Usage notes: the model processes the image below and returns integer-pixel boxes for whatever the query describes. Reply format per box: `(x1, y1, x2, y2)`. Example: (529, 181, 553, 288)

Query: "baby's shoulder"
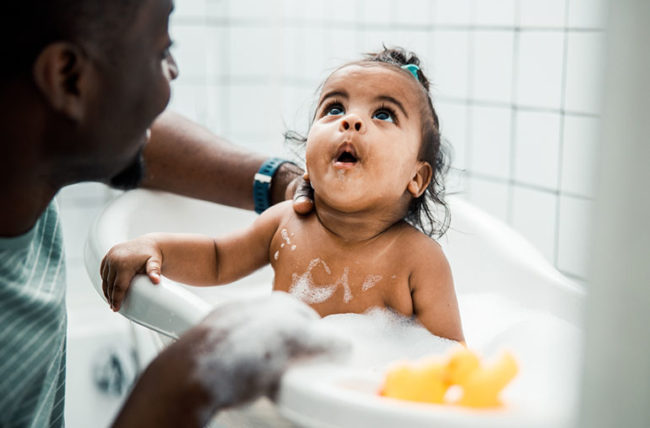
(259, 200, 299, 224)
(391, 222, 448, 266)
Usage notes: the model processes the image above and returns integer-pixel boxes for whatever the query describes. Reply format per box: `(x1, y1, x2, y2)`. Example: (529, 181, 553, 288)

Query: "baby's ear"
(407, 161, 433, 198)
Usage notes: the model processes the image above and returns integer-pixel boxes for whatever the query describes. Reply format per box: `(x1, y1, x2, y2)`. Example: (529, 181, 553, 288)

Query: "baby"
(101, 47, 464, 343)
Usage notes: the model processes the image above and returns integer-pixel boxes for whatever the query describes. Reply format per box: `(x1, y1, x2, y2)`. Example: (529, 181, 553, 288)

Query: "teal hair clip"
(401, 64, 420, 81)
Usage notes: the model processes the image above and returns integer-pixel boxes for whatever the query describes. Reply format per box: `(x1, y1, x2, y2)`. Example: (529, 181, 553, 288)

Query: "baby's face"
(306, 63, 427, 214)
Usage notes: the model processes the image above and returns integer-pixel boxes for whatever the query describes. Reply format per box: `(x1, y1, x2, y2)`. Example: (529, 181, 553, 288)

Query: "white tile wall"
(361, 0, 393, 25)
(516, 32, 565, 109)
(168, 83, 208, 125)
(519, 0, 567, 28)
(557, 195, 593, 277)
(229, 26, 278, 78)
(175, 0, 208, 18)
(474, 0, 516, 27)
(394, 0, 432, 26)
(514, 110, 561, 189)
(567, 0, 607, 29)
(322, 0, 358, 24)
(561, 115, 600, 197)
(564, 32, 606, 114)
(59, 0, 605, 309)
(437, 102, 469, 170)
(469, 105, 512, 179)
(432, 30, 471, 99)
(228, 0, 279, 20)
(433, 0, 472, 26)
(472, 30, 514, 103)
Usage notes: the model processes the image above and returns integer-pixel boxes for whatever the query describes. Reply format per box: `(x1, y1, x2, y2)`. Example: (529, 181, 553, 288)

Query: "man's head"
(3, 0, 178, 188)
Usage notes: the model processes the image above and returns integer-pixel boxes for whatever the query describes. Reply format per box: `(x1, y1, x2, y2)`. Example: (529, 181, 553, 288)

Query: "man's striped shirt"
(0, 201, 67, 427)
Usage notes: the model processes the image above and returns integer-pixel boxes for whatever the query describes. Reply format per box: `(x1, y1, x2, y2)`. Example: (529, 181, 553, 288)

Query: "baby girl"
(101, 47, 464, 342)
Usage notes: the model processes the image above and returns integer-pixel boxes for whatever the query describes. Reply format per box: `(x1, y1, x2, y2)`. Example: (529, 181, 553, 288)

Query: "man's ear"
(407, 161, 433, 198)
(33, 42, 90, 122)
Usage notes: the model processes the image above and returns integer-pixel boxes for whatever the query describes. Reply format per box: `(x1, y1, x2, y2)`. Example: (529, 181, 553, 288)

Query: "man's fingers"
(291, 178, 314, 215)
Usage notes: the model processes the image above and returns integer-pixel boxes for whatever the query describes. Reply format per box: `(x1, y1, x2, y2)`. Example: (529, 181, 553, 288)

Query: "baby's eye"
(325, 104, 345, 116)
(373, 109, 394, 123)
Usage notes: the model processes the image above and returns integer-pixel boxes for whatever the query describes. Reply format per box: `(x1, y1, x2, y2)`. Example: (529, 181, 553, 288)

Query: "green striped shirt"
(0, 201, 67, 428)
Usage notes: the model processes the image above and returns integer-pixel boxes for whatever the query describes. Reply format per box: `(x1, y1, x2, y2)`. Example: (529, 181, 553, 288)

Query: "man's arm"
(112, 292, 349, 428)
(141, 110, 304, 209)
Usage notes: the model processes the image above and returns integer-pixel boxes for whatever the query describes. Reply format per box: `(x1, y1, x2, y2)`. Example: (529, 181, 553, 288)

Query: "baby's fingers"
(105, 263, 118, 307)
(145, 256, 162, 284)
(110, 272, 134, 312)
(100, 257, 109, 302)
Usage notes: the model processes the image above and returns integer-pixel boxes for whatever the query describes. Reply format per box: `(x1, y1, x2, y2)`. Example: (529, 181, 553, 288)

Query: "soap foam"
(192, 292, 351, 417)
(361, 274, 382, 291)
(289, 258, 337, 304)
(316, 308, 457, 370)
(340, 267, 352, 303)
(281, 228, 292, 245)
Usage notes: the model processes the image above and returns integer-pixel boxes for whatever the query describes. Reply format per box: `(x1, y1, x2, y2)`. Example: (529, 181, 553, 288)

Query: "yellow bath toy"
(446, 348, 518, 408)
(379, 348, 518, 409)
(379, 358, 448, 404)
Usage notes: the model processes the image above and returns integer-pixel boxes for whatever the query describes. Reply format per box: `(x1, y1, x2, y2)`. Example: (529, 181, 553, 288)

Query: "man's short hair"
(4, 0, 141, 79)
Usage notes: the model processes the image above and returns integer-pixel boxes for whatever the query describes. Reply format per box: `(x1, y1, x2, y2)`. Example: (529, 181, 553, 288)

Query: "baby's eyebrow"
(318, 90, 348, 107)
(374, 95, 409, 119)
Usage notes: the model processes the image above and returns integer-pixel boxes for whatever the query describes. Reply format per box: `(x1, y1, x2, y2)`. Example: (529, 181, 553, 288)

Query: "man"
(1, 1, 325, 427)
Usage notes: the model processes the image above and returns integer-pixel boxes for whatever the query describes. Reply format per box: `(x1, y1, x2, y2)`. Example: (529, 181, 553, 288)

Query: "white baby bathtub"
(85, 189, 585, 428)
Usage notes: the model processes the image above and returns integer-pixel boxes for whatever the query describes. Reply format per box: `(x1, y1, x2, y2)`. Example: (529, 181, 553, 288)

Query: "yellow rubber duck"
(379, 348, 518, 409)
(379, 357, 449, 404)
(446, 348, 518, 408)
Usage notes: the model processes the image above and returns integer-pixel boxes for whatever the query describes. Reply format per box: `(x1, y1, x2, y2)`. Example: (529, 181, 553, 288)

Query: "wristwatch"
(253, 157, 289, 214)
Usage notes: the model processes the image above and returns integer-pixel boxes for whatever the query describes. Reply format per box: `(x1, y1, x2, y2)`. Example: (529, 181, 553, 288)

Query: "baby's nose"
(340, 114, 364, 132)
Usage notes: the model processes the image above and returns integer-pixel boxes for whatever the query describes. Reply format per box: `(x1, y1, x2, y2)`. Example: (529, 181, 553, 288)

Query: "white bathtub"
(85, 189, 585, 427)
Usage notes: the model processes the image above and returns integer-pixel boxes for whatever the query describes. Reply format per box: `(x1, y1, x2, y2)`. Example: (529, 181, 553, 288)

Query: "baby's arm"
(409, 238, 465, 343)
(100, 202, 289, 311)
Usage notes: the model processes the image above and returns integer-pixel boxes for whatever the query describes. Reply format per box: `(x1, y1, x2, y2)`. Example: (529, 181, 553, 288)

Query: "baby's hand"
(100, 235, 163, 312)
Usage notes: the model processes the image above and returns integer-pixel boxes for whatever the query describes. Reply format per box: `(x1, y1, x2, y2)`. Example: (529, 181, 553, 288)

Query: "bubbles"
(318, 308, 457, 370)
(289, 259, 356, 304)
(361, 274, 382, 291)
(281, 228, 292, 245)
(191, 293, 351, 412)
(340, 267, 352, 303)
(290, 259, 337, 304)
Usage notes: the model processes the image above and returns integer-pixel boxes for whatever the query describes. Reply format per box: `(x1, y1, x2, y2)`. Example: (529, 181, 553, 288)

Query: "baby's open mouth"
(336, 151, 358, 163)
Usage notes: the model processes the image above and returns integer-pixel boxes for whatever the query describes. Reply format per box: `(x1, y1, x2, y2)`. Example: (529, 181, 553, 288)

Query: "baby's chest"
(269, 231, 413, 316)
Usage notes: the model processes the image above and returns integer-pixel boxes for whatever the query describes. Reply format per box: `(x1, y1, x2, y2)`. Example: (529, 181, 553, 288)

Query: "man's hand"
(270, 162, 314, 215)
(288, 172, 314, 215)
(113, 292, 349, 428)
(194, 292, 348, 408)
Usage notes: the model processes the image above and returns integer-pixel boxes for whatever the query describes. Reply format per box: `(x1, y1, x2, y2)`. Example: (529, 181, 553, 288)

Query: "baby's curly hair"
(287, 46, 450, 238)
